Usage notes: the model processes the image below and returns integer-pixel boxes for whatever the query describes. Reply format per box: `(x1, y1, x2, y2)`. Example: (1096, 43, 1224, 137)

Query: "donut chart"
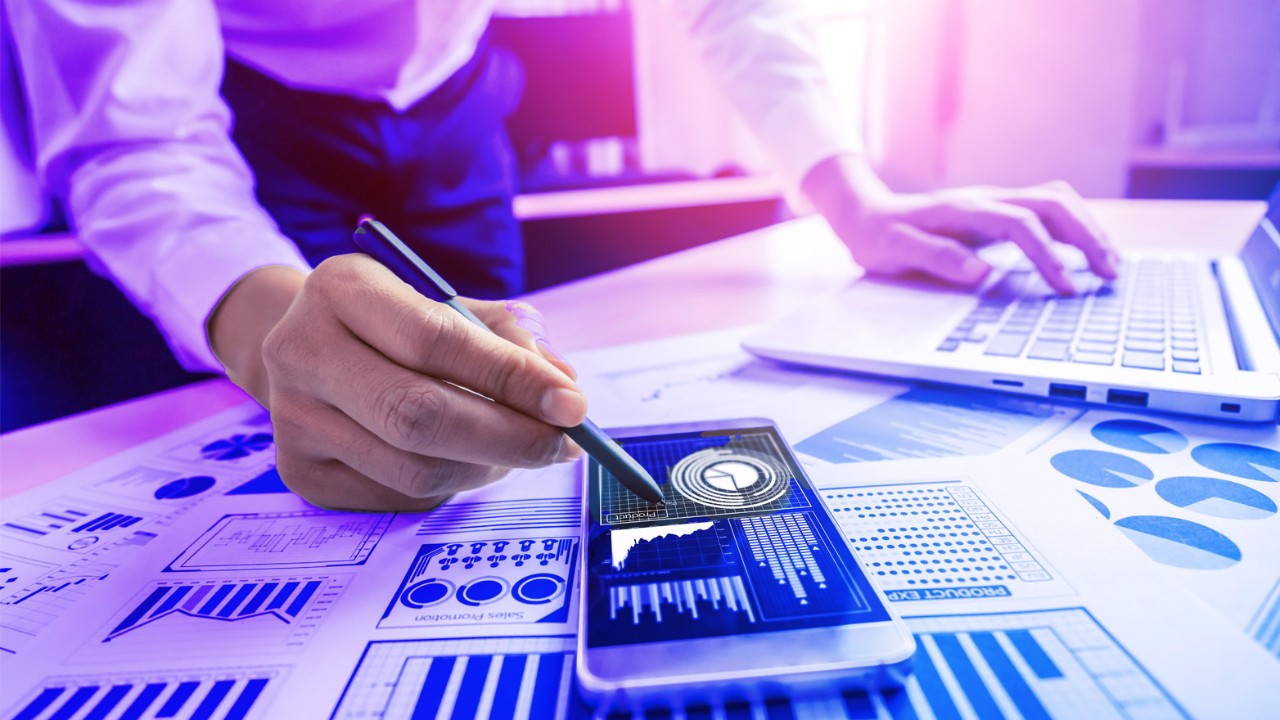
(401, 578, 454, 609)
(668, 448, 791, 509)
(512, 574, 565, 605)
(456, 577, 508, 607)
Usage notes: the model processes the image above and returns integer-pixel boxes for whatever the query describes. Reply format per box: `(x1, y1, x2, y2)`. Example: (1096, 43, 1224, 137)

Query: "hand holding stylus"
(209, 255, 588, 512)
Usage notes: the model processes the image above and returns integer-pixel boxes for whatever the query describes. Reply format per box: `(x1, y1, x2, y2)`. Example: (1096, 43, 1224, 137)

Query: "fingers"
(890, 224, 992, 286)
(1001, 182, 1118, 279)
(464, 298, 578, 381)
(312, 256, 587, 428)
(916, 199, 1075, 294)
(291, 329, 577, 469)
(273, 399, 511, 507)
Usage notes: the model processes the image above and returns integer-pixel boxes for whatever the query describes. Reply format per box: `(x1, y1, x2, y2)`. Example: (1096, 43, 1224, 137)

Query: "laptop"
(744, 188, 1280, 423)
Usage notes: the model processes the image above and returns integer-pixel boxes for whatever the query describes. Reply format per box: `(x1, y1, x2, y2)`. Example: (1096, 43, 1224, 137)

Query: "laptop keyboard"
(937, 259, 1201, 373)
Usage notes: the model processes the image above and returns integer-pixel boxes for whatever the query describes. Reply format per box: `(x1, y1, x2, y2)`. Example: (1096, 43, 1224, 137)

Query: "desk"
(1, 199, 1265, 499)
(2, 199, 1277, 719)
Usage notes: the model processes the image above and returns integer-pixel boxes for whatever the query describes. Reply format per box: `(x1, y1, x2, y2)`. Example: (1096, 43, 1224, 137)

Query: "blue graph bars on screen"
(610, 575, 755, 625)
(740, 514, 826, 605)
(10, 671, 275, 720)
(332, 637, 576, 719)
(108, 580, 320, 640)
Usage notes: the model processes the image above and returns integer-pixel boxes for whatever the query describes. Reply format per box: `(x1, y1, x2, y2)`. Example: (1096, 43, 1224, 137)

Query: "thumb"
(895, 224, 992, 287)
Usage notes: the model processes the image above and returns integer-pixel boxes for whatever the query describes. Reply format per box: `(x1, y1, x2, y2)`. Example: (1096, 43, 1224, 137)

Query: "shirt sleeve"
(664, 0, 864, 194)
(5, 0, 311, 373)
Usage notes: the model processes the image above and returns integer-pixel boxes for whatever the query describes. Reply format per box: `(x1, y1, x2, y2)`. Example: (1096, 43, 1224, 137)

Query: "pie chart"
(1114, 515, 1241, 570)
(1050, 450, 1154, 488)
(1091, 420, 1187, 454)
(1191, 443, 1280, 483)
(153, 475, 216, 500)
(1077, 491, 1111, 519)
(1155, 476, 1277, 520)
(702, 461, 762, 491)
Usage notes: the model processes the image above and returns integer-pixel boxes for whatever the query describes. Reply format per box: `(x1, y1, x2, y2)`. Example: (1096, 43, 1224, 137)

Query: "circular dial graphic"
(668, 448, 791, 509)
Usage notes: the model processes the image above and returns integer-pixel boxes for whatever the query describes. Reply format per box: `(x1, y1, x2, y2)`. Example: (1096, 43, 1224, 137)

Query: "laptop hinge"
(1213, 257, 1280, 373)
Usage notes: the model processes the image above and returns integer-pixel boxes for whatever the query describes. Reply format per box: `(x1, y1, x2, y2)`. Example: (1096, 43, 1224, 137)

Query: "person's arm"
(6, 0, 311, 372)
(668, 0, 1118, 291)
(8, 0, 585, 511)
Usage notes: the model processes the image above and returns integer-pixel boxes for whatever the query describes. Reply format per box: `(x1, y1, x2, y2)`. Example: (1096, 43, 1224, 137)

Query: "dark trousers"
(221, 37, 524, 298)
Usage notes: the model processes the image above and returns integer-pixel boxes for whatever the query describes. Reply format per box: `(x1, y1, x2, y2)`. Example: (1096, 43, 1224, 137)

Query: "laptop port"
(1049, 383, 1087, 400)
(1107, 389, 1149, 408)
(992, 379, 1024, 387)
(1221, 402, 1242, 414)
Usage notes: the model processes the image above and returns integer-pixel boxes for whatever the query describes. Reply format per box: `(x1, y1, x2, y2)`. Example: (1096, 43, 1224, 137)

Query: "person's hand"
(207, 255, 584, 512)
(803, 155, 1118, 293)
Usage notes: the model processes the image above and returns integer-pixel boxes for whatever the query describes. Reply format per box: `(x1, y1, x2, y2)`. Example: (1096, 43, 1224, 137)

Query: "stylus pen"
(353, 219, 665, 505)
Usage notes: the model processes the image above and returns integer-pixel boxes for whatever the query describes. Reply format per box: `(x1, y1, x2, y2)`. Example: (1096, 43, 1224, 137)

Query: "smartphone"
(576, 418, 915, 708)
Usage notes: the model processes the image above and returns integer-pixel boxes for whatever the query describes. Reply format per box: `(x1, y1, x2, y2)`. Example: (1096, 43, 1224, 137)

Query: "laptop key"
(1122, 351, 1165, 370)
(937, 339, 960, 352)
(1124, 339, 1165, 353)
(1072, 352, 1115, 366)
(985, 332, 1031, 357)
(1028, 340, 1070, 361)
(1171, 349, 1199, 362)
(1037, 331, 1075, 342)
(1172, 339, 1198, 351)
(1076, 340, 1116, 354)
(1172, 361, 1201, 374)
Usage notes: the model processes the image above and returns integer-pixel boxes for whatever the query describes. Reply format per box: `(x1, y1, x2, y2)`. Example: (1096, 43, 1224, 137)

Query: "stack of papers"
(2, 325, 1278, 718)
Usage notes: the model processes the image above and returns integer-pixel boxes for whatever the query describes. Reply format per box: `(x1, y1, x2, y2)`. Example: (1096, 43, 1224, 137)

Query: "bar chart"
(7, 667, 282, 720)
(82, 575, 346, 660)
(0, 499, 152, 552)
(332, 636, 577, 720)
(884, 608, 1182, 719)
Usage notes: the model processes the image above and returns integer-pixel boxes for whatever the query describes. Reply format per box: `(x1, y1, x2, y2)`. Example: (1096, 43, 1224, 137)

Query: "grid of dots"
(824, 485, 1050, 589)
(597, 432, 808, 527)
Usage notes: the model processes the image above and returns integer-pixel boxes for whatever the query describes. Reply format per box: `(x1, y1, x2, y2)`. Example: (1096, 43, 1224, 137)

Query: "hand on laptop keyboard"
(802, 156, 1118, 294)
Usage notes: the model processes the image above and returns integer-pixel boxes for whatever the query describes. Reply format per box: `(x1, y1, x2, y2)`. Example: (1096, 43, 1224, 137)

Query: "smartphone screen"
(584, 424, 891, 649)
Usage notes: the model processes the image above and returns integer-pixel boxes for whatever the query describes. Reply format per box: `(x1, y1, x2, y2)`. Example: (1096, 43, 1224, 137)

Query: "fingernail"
(541, 387, 586, 427)
(537, 337, 571, 367)
(959, 256, 992, 284)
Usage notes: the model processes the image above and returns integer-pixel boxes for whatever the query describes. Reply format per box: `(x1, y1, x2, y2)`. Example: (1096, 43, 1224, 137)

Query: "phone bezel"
(574, 417, 916, 704)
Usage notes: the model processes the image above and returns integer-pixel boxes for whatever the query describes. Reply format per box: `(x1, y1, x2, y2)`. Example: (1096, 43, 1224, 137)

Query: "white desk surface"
(1, 199, 1265, 499)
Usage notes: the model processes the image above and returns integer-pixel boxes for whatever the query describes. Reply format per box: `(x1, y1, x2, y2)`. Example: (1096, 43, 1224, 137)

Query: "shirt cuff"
(149, 223, 310, 374)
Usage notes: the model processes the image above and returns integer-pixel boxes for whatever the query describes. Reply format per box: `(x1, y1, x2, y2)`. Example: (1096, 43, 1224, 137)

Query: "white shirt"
(6, 0, 860, 372)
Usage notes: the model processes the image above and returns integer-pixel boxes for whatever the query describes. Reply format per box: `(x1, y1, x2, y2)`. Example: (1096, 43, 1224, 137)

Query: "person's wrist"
(207, 265, 307, 405)
(800, 153, 893, 231)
